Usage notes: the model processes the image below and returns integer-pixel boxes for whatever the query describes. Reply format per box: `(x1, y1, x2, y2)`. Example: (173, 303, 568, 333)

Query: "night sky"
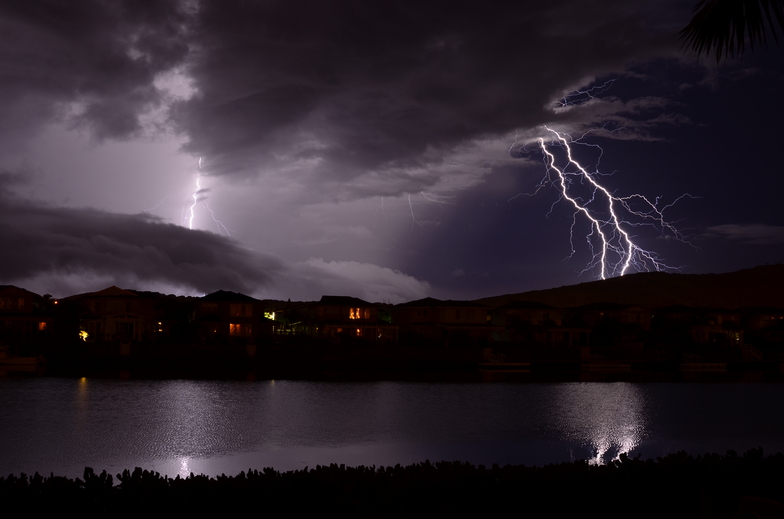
(2, 1, 783, 303)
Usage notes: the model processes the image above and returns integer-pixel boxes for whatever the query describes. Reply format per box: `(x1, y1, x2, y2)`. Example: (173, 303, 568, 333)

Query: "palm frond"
(679, 0, 784, 61)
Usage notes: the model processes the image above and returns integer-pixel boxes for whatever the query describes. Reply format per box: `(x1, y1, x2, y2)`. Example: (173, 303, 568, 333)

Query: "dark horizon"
(3, 262, 784, 310)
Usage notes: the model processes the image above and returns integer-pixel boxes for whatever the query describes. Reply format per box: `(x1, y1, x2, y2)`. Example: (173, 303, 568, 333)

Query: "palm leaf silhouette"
(679, 0, 784, 61)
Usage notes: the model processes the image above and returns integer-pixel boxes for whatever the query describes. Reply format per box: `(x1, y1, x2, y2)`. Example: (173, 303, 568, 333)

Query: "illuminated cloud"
(0, 173, 431, 301)
(0, 1, 191, 148)
(273, 259, 431, 304)
(0, 175, 278, 295)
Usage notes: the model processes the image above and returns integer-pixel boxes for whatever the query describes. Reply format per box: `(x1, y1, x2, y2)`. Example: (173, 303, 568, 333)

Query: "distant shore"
(3, 449, 783, 517)
(8, 354, 782, 383)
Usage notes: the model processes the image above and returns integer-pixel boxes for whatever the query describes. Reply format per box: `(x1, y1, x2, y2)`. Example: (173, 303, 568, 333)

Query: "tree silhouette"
(679, 0, 784, 61)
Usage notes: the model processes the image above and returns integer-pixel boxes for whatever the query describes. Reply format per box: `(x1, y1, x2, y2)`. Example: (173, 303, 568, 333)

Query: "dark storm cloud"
(0, 175, 280, 294)
(173, 0, 687, 188)
(1, 1, 689, 190)
(0, 0, 190, 145)
(703, 224, 784, 245)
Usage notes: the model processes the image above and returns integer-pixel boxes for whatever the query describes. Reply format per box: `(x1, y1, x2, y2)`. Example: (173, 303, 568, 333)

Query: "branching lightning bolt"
(558, 79, 617, 107)
(405, 191, 455, 233)
(203, 200, 232, 237)
(408, 194, 424, 231)
(421, 191, 454, 207)
(187, 174, 202, 230)
(146, 188, 189, 213)
(184, 157, 233, 237)
(523, 126, 695, 280)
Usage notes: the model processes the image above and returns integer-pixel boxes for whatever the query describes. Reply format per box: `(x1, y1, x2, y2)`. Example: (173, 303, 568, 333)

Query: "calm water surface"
(1, 378, 782, 478)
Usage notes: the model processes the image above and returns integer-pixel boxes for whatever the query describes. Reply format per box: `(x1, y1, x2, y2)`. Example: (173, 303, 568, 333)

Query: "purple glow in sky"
(1, 1, 783, 302)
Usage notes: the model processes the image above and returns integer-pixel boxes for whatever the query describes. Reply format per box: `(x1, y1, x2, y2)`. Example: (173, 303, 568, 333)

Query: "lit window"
(38, 322, 47, 331)
(350, 308, 369, 320)
(230, 323, 252, 336)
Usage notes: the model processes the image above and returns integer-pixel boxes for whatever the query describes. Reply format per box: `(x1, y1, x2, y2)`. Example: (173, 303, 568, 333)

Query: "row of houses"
(2, 284, 784, 354)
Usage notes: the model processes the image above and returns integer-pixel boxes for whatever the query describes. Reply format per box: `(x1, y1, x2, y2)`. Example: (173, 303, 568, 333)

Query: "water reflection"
(75, 376, 89, 416)
(2, 379, 783, 479)
(179, 457, 191, 479)
(552, 382, 646, 464)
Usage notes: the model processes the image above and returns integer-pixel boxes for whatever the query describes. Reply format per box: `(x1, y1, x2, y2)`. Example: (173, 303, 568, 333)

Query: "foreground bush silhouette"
(2, 449, 783, 517)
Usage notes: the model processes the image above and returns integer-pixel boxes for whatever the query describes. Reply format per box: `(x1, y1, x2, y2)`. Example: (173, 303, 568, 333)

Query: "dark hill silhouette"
(476, 265, 784, 309)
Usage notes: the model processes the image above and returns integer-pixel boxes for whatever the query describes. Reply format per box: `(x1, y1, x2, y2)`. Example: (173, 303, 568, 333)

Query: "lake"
(1, 378, 782, 478)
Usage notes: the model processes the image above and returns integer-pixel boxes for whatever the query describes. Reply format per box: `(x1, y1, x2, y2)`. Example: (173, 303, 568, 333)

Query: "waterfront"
(1, 378, 782, 478)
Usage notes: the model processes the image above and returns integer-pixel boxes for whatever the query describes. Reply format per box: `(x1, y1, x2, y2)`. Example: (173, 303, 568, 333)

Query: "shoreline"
(7, 356, 784, 383)
(3, 449, 783, 517)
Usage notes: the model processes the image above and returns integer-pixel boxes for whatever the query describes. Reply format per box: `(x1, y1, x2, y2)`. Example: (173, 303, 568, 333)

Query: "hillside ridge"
(475, 265, 784, 309)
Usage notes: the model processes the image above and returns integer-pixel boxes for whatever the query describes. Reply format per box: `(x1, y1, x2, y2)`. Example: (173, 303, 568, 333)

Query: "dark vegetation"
(2, 449, 783, 517)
